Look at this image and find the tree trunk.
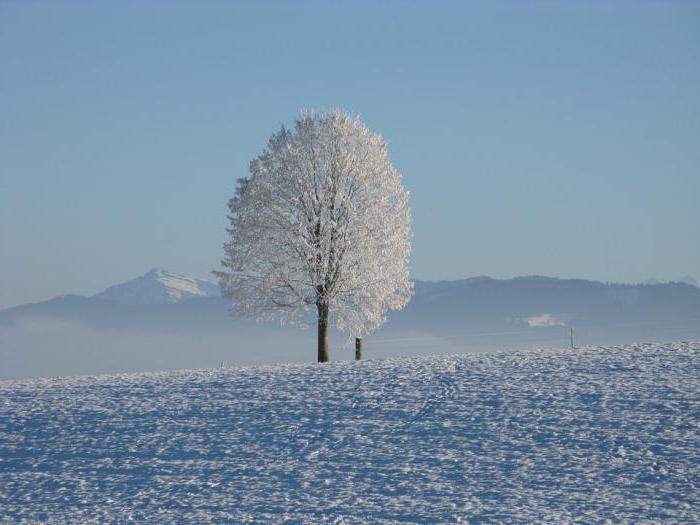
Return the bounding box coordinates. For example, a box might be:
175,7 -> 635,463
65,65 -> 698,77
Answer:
317,302 -> 329,363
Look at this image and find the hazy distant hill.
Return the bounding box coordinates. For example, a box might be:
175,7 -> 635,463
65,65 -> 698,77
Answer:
1,270 -> 699,379
93,268 -> 220,305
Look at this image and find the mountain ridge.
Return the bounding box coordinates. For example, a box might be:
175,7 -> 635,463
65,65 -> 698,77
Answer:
6,270 -> 699,313
2,270 -> 699,379
91,268 -> 219,305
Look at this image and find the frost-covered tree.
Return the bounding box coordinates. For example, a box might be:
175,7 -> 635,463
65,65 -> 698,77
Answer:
216,110 -> 412,362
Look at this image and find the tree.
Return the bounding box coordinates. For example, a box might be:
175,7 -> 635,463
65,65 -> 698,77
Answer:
216,110 -> 412,362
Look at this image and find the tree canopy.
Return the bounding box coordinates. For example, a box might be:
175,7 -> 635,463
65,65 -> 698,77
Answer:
216,110 -> 412,361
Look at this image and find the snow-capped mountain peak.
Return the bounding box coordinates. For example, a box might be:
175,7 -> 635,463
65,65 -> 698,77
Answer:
92,268 -> 220,305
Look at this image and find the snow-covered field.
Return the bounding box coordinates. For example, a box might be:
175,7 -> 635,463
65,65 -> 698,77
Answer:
1,342 -> 698,523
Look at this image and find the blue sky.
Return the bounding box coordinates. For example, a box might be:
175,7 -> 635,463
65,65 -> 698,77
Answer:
1,1 -> 699,308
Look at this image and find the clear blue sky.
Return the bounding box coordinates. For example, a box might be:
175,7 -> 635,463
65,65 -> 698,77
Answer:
1,1 -> 699,308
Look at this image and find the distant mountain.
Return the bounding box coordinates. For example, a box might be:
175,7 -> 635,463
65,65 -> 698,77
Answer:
643,276 -> 699,288
1,272 -> 699,380
93,268 -> 220,305
680,276 -> 699,288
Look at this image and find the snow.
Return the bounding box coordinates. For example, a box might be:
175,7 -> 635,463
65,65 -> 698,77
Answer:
92,268 -> 219,305
526,313 -> 565,327
1,341 -> 698,523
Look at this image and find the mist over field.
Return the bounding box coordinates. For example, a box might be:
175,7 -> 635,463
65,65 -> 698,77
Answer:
2,270 -> 699,380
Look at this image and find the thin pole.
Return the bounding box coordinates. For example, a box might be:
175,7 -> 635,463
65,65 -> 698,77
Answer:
355,337 -> 362,361
570,327 -> 575,349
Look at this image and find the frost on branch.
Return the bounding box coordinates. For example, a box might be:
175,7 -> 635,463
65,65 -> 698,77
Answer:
215,110 -> 412,344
